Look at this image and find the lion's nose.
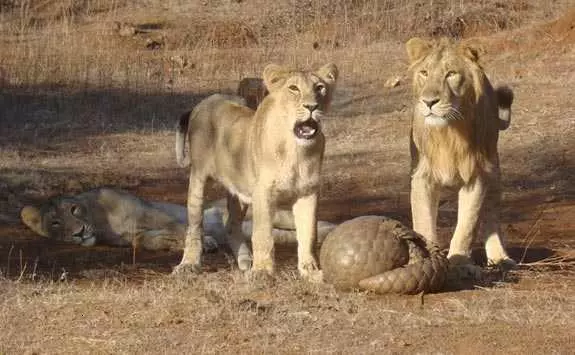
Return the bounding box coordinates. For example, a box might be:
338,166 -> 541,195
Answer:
303,103 -> 318,112
422,98 -> 440,108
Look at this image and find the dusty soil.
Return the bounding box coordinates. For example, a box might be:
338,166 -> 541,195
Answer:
0,1 -> 574,354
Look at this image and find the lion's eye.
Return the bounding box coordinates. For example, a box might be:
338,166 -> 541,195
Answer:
70,205 -> 81,216
288,85 -> 299,92
419,70 -> 428,77
446,71 -> 457,78
51,221 -> 61,229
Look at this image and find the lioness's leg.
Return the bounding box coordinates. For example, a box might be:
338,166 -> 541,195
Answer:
448,178 -> 486,263
480,169 -> 515,267
292,193 -> 321,280
226,194 -> 252,271
250,188 -> 275,274
411,176 -> 440,243
174,171 -> 206,274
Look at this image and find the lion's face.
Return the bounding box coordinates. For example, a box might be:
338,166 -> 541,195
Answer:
406,38 -> 481,128
263,63 -> 338,146
21,197 -> 97,247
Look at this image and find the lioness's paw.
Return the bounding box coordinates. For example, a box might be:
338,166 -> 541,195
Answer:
298,258 -> 322,282
172,262 -> 202,275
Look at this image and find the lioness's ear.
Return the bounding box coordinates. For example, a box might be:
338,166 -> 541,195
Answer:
315,63 -> 338,86
20,206 -> 49,237
263,64 -> 291,92
406,37 -> 432,64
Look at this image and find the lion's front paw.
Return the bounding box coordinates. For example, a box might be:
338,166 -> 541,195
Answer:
445,254 -> 482,284
172,262 -> 202,276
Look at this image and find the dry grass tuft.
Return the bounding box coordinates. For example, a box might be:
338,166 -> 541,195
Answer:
0,0 -> 574,352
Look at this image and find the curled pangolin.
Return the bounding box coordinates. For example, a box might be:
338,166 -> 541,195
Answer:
320,215 -> 448,294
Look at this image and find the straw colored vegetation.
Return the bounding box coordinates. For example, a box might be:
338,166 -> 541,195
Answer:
0,0 -> 574,353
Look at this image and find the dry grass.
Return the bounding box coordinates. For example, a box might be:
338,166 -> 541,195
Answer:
1,0 -> 575,353
1,266 -> 574,353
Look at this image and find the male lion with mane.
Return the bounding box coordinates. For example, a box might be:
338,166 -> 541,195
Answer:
175,63 -> 338,279
406,37 -> 515,276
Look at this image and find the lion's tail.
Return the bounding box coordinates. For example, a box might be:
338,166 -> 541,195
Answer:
496,85 -> 514,131
358,239 -> 448,295
175,111 -> 191,168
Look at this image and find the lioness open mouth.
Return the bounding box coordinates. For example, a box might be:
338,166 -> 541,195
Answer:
293,119 -> 319,140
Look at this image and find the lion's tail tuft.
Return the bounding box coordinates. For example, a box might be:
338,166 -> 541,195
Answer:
495,85 -> 514,130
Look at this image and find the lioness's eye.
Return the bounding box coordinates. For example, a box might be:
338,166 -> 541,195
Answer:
71,205 -> 81,216
419,70 -> 428,77
288,85 -> 299,92
51,221 -> 61,228
315,84 -> 326,95
446,70 -> 457,78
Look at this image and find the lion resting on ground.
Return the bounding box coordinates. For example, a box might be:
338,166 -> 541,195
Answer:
20,188 -> 335,253
405,37 -> 516,276
175,63 -> 338,279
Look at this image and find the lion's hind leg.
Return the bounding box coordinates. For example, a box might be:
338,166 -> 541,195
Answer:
480,171 -> 516,269
226,195 -> 253,271
173,171 -> 206,275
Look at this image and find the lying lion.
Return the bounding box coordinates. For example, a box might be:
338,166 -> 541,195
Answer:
20,187 -> 335,253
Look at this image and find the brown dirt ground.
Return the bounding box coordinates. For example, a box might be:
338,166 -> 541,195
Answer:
0,1 -> 574,354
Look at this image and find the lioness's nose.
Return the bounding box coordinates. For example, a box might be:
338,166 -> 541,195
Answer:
303,103 -> 318,112
422,98 -> 440,108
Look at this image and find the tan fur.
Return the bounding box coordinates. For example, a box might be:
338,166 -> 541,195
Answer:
237,77 -> 268,110
20,188 -> 192,251
406,37 -> 515,272
175,63 -> 338,278
20,188 -> 337,254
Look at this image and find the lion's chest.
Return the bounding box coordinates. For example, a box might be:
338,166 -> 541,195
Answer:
271,158 -> 322,204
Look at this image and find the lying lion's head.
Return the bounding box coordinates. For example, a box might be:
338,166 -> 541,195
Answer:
262,63 -> 338,145
406,37 -> 485,128
21,197 -> 97,246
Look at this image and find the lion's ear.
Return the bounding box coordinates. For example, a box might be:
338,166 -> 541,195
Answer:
458,42 -> 484,62
406,37 -> 432,64
263,64 -> 291,92
315,63 -> 338,86
20,206 -> 49,237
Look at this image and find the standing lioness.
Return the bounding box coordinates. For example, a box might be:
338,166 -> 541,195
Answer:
175,63 -> 338,278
